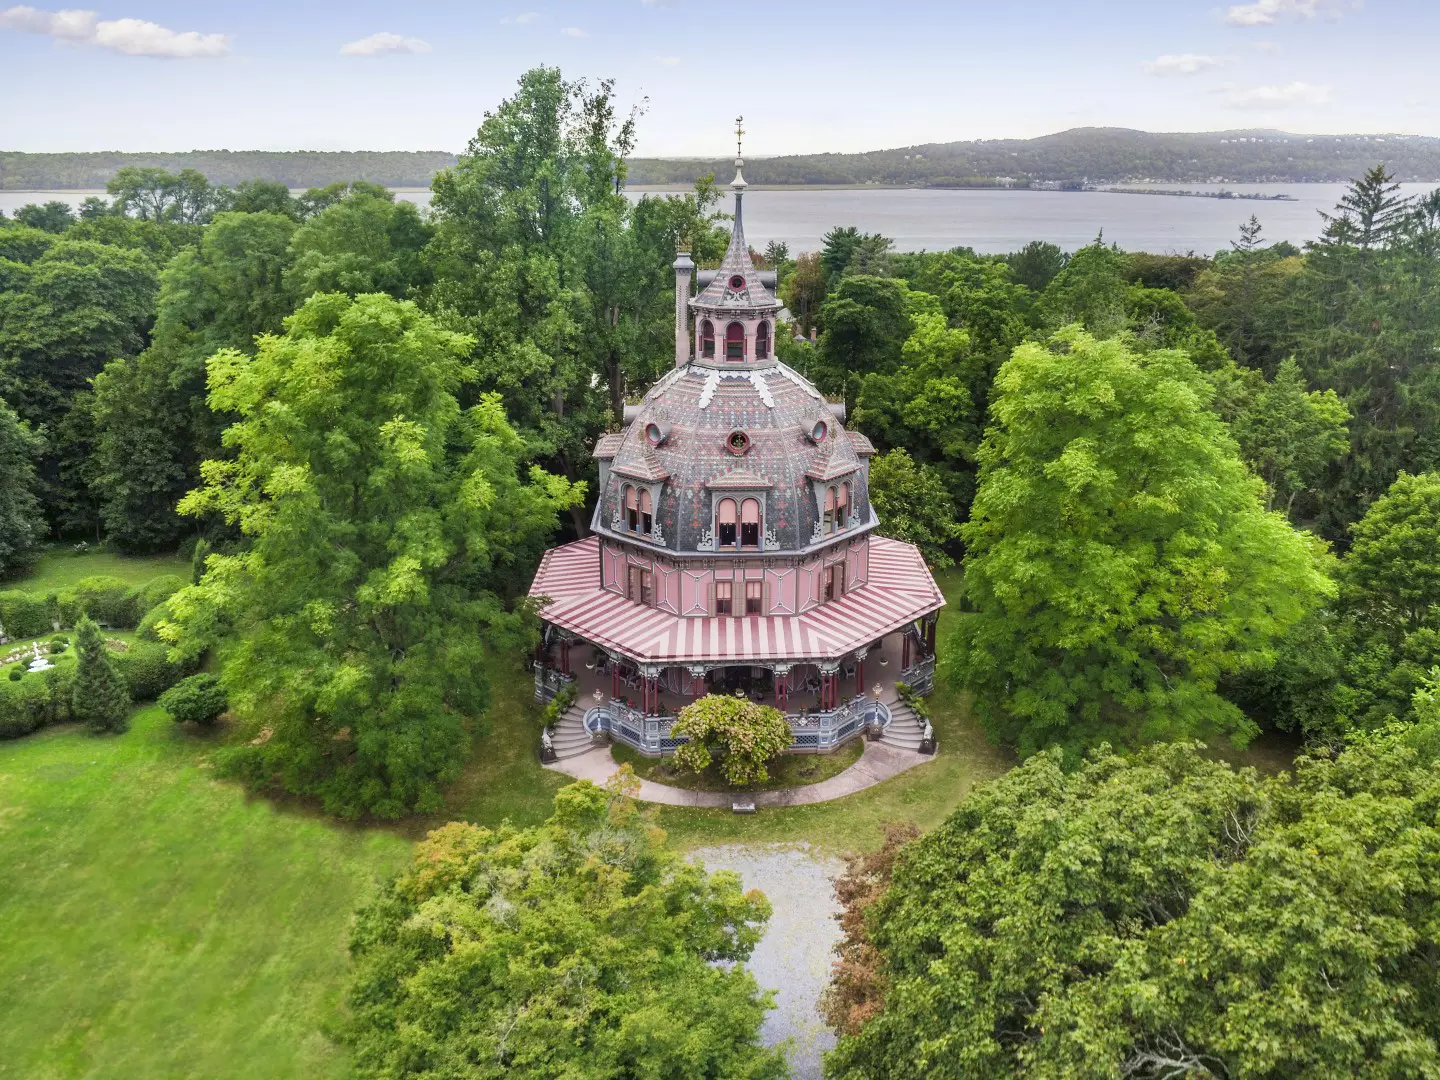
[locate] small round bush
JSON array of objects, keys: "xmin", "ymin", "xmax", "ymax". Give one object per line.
[
  {"xmin": 8, "ymin": 665, "xmax": 23, "ymax": 682},
  {"xmin": 158, "ymin": 673, "xmax": 228, "ymax": 727},
  {"xmin": 48, "ymin": 638, "xmax": 66, "ymax": 654}
]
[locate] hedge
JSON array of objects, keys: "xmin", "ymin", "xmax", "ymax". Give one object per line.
[
  {"xmin": 0, "ymin": 637, "xmax": 192, "ymax": 741},
  {"xmin": 0, "ymin": 573, "xmax": 184, "ymax": 640}
]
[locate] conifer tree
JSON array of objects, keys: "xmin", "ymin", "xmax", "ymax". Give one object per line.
[{"xmin": 72, "ymin": 615, "xmax": 130, "ymax": 733}]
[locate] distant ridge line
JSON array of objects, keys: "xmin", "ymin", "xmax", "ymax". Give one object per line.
[{"xmin": 5, "ymin": 128, "xmax": 1440, "ymax": 191}]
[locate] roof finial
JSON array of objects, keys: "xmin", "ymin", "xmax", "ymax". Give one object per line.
[{"xmin": 734, "ymin": 115, "xmax": 745, "ymax": 157}]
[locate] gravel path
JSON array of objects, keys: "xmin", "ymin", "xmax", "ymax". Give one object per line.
[{"xmin": 690, "ymin": 844, "xmax": 844, "ymax": 1080}]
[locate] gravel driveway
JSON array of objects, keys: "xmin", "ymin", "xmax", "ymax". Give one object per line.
[{"xmin": 690, "ymin": 844, "xmax": 845, "ymax": 1080}]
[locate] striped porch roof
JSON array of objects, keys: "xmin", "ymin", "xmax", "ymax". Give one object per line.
[{"xmin": 528, "ymin": 535, "xmax": 944, "ymax": 666}]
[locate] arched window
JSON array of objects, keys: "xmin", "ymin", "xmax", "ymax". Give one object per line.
[
  {"xmin": 625, "ymin": 485, "xmax": 638, "ymax": 531},
  {"xmin": 823, "ymin": 487, "xmax": 836, "ymax": 533},
  {"xmin": 639, "ymin": 489, "xmax": 652, "ymax": 535},
  {"xmin": 740, "ymin": 498, "xmax": 761, "ymax": 548},
  {"xmin": 836, "ymin": 483, "xmax": 849, "ymax": 529},
  {"xmin": 717, "ymin": 498, "xmax": 738, "ymax": 548},
  {"xmin": 755, "ymin": 321, "xmax": 770, "ymax": 360},
  {"xmin": 725, "ymin": 322, "xmax": 745, "ymax": 362},
  {"xmin": 701, "ymin": 320, "xmax": 715, "ymax": 358}
]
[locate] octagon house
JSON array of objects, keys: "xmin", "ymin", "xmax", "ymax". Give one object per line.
[{"xmin": 529, "ymin": 149, "xmax": 942, "ymax": 759}]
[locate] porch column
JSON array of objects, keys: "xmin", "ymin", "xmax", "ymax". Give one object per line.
[
  {"xmin": 689, "ymin": 666, "xmax": 706, "ymax": 699},
  {"xmin": 902, "ymin": 631, "xmax": 911, "ymax": 669},
  {"xmin": 925, "ymin": 615, "xmax": 937, "ymax": 656},
  {"xmin": 611, "ymin": 660, "xmax": 620, "ymax": 702},
  {"xmin": 559, "ymin": 639, "xmax": 571, "ymax": 676},
  {"xmin": 855, "ymin": 647, "xmax": 868, "ymax": 699},
  {"xmin": 774, "ymin": 665, "xmax": 790, "ymax": 712}
]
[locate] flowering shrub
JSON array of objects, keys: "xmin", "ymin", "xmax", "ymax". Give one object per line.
[{"xmin": 672, "ymin": 694, "xmax": 790, "ymax": 787}]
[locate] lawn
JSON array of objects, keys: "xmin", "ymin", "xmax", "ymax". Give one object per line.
[
  {"xmin": 14, "ymin": 548, "xmax": 192, "ymax": 592},
  {"xmin": 0, "ymin": 707, "xmax": 410, "ymax": 1080}
]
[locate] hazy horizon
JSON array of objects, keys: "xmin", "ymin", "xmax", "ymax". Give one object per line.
[{"xmin": 2, "ymin": 1, "xmax": 1436, "ymax": 155}]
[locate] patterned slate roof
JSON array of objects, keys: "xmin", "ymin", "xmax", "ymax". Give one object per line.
[
  {"xmin": 691, "ymin": 168, "xmax": 778, "ymax": 314},
  {"xmin": 592, "ymin": 432, "xmax": 624, "ymax": 459},
  {"xmin": 847, "ymin": 432, "xmax": 876, "ymax": 456}
]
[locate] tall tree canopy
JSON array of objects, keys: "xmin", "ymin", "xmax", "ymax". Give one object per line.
[
  {"xmin": 953, "ymin": 328, "xmax": 1331, "ymax": 756},
  {"xmin": 344, "ymin": 776, "xmax": 786, "ymax": 1080},
  {"xmin": 826, "ymin": 723, "xmax": 1440, "ymax": 1080},
  {"xmin": 162, "ymin": 292, "xmax": 583, "ymax": 817},
  {"xmin": 0, "ymin": 396, "xmax": 45, "ymax": 578}
]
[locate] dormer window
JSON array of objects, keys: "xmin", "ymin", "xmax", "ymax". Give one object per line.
[
  {"xmin": 836, "ymin": 483, "xmax": 849, "ymax": 529},
  {"xmin": 726, "ymin": 322, "xmax": 745, "ymax": 362},
  {"xmin": 823, "ymin": 487, "xmax": 835, "ymax": 533},
  {"xmin": 718, "ymin": 498, "xmax": 738, "ymax": 548},
  {"xmin": 756, "ymin": 320, "xmax": 770, "ymax": 360},
  {"xmin": 626, "ymin": 485, "xmax": 639, "ymax": 531},
  {"xmin": 640, "ymin": 489, "xmax": 652, "ymax": 534},
  {"xmin": 701, "ymin": 319, "xmax": 715, "ymax": 358},
  {"xmin": 741, "ymin": 498, "xmax": 761, "ymax": 549}
]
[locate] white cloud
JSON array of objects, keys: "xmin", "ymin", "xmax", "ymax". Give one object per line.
[
  {"xmin": 559, "ymin": 25, "xmax": 586, "ymax": 36},
  {"xmin": 0, "ymin": 6, "xmax": 229, "ymax": 56},
  {"xmin": 0, "ymin": 6, "xmax": 95, "ymax": 39},
  {"xmin": 93, "ymin": 18, "xmax": 227, "ymax": 57},
  {"xmin": 1222, "ymin": 0, "xmax": 1352, "ymax": 26},
  {"xmin": 656, "ymin": 55, "xmax": 680, "ymax": 66},
  {"xmin": 500, "ymin": 11, "xmax": 541, "ymax": 24},
  {"xmin": 339, "ymin": 31, "xmax": 430, "ymax": 56},
  {"xmin": 1223, "ymin": 80, "xmax": 1332, "ymax": 107},
  {"xmin": 1143, "ymin": 53, "xmax": 1229, "ymax": 76}
]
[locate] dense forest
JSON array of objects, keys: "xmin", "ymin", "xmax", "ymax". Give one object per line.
[
  {"xmin": 7, "ymin": 128, "xmax": 1440, "ymax": 193},
  {"xmin": 7, "ymin": 64, "xmax": 1440, "ymax": 1078}
]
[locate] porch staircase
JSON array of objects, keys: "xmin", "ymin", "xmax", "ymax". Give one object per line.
[
  {"xmin": 549, "ymin": 704, "xmax": 595, "ymax": 761},
  {"xmin": 880, "ymin": 699, "xmax": 928, "ymax": 752}
]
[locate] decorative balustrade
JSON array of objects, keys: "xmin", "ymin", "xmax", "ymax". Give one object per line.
[
  {"xmin": 584, "ymin": 695, "xmax": 891, "ymax": 757},
  {"xmin": 899, "ymin": 654, "xmax": 936, "ymax": 696},
  {"xmin": 533, "ymin": 663, "xmax": 576, "ymax": 704}
]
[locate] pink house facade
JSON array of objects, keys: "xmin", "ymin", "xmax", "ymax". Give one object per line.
[{"xmin": 529, "ymin": 149, "xmax": 942, "ymax": 756}]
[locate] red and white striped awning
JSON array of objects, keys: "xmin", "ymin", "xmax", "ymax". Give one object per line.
[{"xmin": 528, "ymin": 535, "xmax": 944, "ymax": 666}]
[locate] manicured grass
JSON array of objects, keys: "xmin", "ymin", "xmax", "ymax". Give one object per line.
[
  {"xmin": 611, "ymin": 736, "xmax": 865, "ymax": 791},
  {"xmin": 14, "ymin": 548, "xmax": 191, "ymax": 592},
  {"xmin": 0, "ymin": 707, "xmax": 411, "ymax": 1080}
]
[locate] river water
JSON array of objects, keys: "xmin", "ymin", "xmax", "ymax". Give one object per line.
[{"xmin": 4, "ymin": 182, "xmax": 1434, "ymax": 256}]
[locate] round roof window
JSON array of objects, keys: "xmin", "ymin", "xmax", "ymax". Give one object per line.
[
  {"xmin": 726, "ymin": 429, "xmax": 751, "ymax": 456},
  {"xmin": 645, "ymin": 422, "xmax": 663, "ymax": 446},
  {"xmin": 728, "ymin": 274, "xmax": 746, "ymax": 291},
  {"xmin": 810, "ymin": 420, "xmax": 829, "ymax": 443}
]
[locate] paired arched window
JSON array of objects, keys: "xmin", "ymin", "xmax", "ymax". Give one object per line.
[
  {"xmin": 740, "ymin": 498, "xmax": 761, "ymax": 548},
  {"xmin": 725, "ymin": 322, "xmax": 745, "ymax": 361},
  {"xmin": 717, "ymin": 498, "xmax": 738, "ymax": 548},
  {"xmin": 623, "ymin": 486, "xmax": 654, "ymax": 535},
  {"xmin": 822, "ymin": 483, "xmax": 852, "ymax": 534},
  {"xmin": 701, "ymin": 319, "xmax": 715, "ymax": 358},
  {"xmin": 756, "ymin": 321, "xmax": 770, "ymax": 360}
]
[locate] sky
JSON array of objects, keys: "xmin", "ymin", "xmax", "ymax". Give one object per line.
[{"xmin": 1, "ymin": 0, "xmax": 1435, "ymax": 155}]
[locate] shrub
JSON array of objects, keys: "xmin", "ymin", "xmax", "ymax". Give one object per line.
[
  {"xmin": 8, "ymin": 665, "xmax": 22, "ymax": 682},
  {"xmin": 0, "ymin": 590, "xmax": 49, "ymax": 638},
  {"xmin": 125, "ymin": 574, "xmax": 185, "ymax": 624},
  {"xmin": 61, "ymin": 576, "xmax": 133, "ymax": 627},
  {"xmin": 158, "ymin": 673, "xmax": 227, "ymax": 726},
  {"xmin": 47, "ymin": 637, "xmax": 66, "ymax": 654},
  {"xmin": 671, "ymin": 694, "xmax": 792, "ymax": 787},
  {"xmin": 72, "ymin": 615, "xmax": 130, "ymax": 733},
  {"xmin": 111, "ymin": 638, "xmax": 188, "ymax": 701}
]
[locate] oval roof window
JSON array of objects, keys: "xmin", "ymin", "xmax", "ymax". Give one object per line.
[
  {"xmin": 645, "ymin": 422, "xmax": 663, "ymax": 446},
  {"xmin": 728, "ymin": 274, "xmax": 746, "ymax": 291},
  {"xmin": 726, "ymin": 429, "xmax": 751, "ymax": 456},
  {"xmin": 810, "ymin": 420, "xmax": 829, "ymax": 443}
]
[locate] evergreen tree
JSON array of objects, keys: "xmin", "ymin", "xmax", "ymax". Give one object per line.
[
  {"xmin": 72, "ymin": 614, "xmax": 130, "ymax": 734},
  {"xmin": 0, "ymin": 395, "xmax": 46, "ymax": 579}
]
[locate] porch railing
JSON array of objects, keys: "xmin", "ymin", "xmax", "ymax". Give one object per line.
[
  {"xmin": 584, "ymin": 695, "xmax": 892, "ymax": 758},
  {"xmin": 533, "ymin": 663, "xmax": 576, "ymax": 704},
  {"xmin": 899, "ymin": 655, "xmax": 936, "ymax": 696}
]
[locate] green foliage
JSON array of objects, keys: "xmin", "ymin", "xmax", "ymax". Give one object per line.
[
  {"xmin": 828, "ymin": 731, "xmax": 1440, "ymax": 1079},
  {"xmin": 163, "ymin": 291, "xmax": 584, "ymax": 819},
  {"xmin": 866, "ymin": 449, "xmax": 961, "ymax": 568},
  {"xmin": 0, "ymin": 396, "xmax": 46, "ymax": 579},
  {"xmin": 671, "ymin": 694, "xmax": 792, "ymax": 787},
  {"xmin": 1038, "ymin": 237, "xmax": 1130, "ymax": 335},
  {"xmin": 820, "ymin": 225, "xmax": 894, "ymax": 282},
  {"xmin": 0, "ymin": 589, "xmax": 49, "ymax": 638},
  {"xmin": 0, "ymin": 663, "xmax": 73, "ymax": 738},
  {"xmin": 157, "ymin": 672, "xmax": 227, "ymax": 726},
  {"xmin": 11, "ymin": 201, "xmax": 76, "ymax": 234},
  {"xmin": 343, "ymin": 779, "xmax": 785, "ymax": 1080},
  {"xmin": 1333, "ymin": 472, "xmax": 1440, "ymax": 728},
  {"xmin": 286, "ymin": 194, "xmax": 432, "ymax": 299},
  {"xmin": 60, "ymin": 575, "xmax": 132, "ymax": 626},
  {"xmin": 106, "ymin": 166, "xmax": 224, "ymax": 225},
  {"xmin": 1003, "ymin": 239, "xmax": 1066, "ymax": 292},
  {"xmin": 813, "ymin": 275, "xmax": 913, "ymax": 406},
  {"xmin": 111, "ymin": 638, "xmax": 188, "ymax": 701},
  {"xmin": 71, "ymin": 614, "xmax": 130, "ymax": 733},
  {"xmin": 953, "ymin": 328, "xmax": 1332, "ymax": 757},
  {"xmin": 539, "ymin": 680, "xmax": 576, "ymax": 728}
]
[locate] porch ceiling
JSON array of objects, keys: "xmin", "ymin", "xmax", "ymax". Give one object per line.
[{"xmin": 529, "ymin": 535, "xmax": 943, "ymax": 666}]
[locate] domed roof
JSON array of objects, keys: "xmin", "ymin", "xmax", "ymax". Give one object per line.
[{"xmin": 594, "ymin": 359, "xmax": 873, "ymax": 554}]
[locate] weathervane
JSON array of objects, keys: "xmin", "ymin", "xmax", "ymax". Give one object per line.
[{"xmin": 734, "ymin": 115, "xmax": 745, "ymax": 157}]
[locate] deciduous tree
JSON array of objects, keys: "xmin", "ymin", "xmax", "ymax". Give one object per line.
[
  {"xmin": 0, "ymin": 396, "xmax": 45, "ymax": 578},
  {"xmin": 672, "ymin": 694, "xmax": 791, "ymax": 787},
  {"xmin": 162, "ymin": 292, "xmax": 583, "ymax": 818},
  {"xmin": 953, "ymin": 328, "xmax": 1332, "ymax": 756}
]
